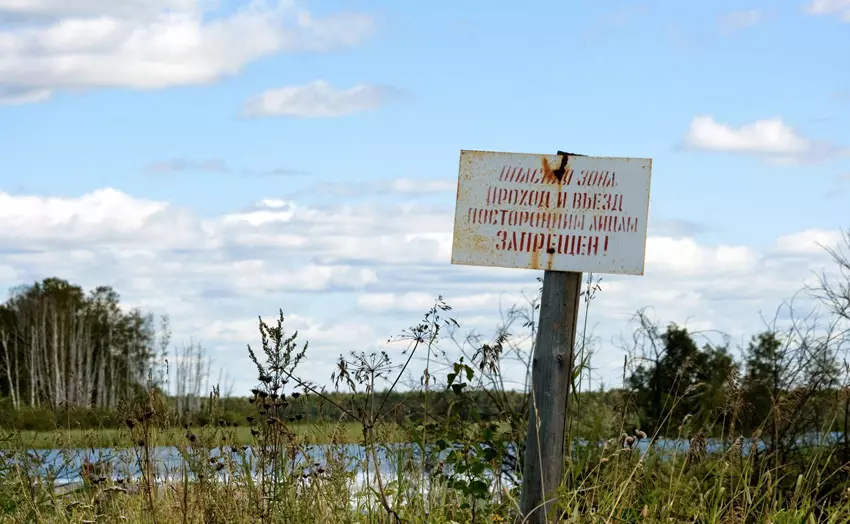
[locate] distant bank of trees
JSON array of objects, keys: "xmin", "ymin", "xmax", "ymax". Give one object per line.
[
  {"xmin": 0, "ymin": 278, "xmax": 168, "ymax": 411},
  {"xmin": 0, "ymin": 277, "xmax": 230, "ymax": 428}
]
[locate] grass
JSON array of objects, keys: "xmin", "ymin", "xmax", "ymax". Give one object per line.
[
  {"xmin": 20, "ymin": 421, "xmax": 404, "ymax": 449},
  {"xmin": 3, "ymin": 299, "xmax": 850, "ymax": 523},
  {"xmin": 4, "ymin": 419, "xmax": 850, "ymax": 523}
]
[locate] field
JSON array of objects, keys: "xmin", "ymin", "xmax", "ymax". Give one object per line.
[
  {"xmin": 17, "ymin": 421, "xmax": 385, "ymax": 449},
  {"xmin": 4, "ymin": 394, "xmax": 850, "ymax": 523}
]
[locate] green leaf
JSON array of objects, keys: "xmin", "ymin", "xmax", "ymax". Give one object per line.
[
  {"xmin": 470, "ymin": 480, "xmax": 489, "ymax": 498},
  {"xmin": 447, "ymin": 372, "xmax": 457, "ymax": 386},
  {"xmin": 469, "ymin": 461, "xmax": 487, "ymax": 475},
  {"xmin": 451, "ymin": 383, "xmax": 466, "ymax": 394}
]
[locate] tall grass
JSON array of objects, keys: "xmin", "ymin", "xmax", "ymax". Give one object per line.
[{"xmin": 1, "ymin": 297, "xmax": 850, "ymax": 523}]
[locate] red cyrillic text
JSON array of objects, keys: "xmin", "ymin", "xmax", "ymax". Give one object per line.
[
  {"xmin": 467, "ymin": 208, "xmax": 586, "ymax": 230},
  {"xmin": 589, "ymin": 215, "xmax": 638, "ymax": 233},
  {"xmin": 497, "ymin": 165, "xmax": 618, "ymax": 187},
  {"xmin": 485, "ymin": 187, "xmax": 551, "ymax": 208},
  {"xmin": 495, "ymin": 231, "xmax": 609, "ymax": 256}
]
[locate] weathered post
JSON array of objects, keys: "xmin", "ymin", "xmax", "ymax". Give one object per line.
[
  {"xmin": 519, "ymin": 269, "xmax": 582, "ymax": 521},
  {"xmin": 450, "ymin": 149, "xmax": 652, "ymax": 523}
]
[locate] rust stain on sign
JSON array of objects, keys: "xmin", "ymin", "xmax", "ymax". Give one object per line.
[
  {"xmin": 540, "ymin": 154, "xmax": 566, "ymax": 270},
  {"xmin": 540, "ymin": 155, "xmax": 567, "ymax": 184},
  {"xmin": 451, "ymin": 149, "xmax": 653, "ymax": 276}
]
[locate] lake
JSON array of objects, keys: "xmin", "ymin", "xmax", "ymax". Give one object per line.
[{"xmin": 8, "ymin": 432, "xmax": 844, "ymax": 491}]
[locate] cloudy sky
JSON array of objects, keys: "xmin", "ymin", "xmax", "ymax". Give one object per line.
[{"xmin": 1, "ymin": 0, "xmax": 848, "ymax": 397}]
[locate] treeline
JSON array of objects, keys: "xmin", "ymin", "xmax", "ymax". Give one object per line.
[
  {"xmin": 0, "ymin": 388, "xmax": 525, "ymax": 431},
  {"xmin": 3, "ymin": 272, "xmax": 850, "ymax": 448},
  {"xmin": 624, "ymin": 312, "xmax": 848, "ymax": 443},
  {"xmin": 0, "ymin": 278, "xmax": 167, "ymax": 411}
]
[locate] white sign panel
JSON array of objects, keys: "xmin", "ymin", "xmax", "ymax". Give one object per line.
[{"xmin": 451, "ymin": 150, "xmax": 652, "ymax": 276}]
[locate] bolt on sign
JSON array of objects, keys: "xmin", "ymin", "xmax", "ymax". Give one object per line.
[{"xmin": 451, "ymin": 150, "xmax": 652, "ymax": 276}]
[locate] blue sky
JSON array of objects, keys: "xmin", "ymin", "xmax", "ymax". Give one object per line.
[{"xmin": 0, "ymin": 0, "xmax": 848, "ymax": 395}]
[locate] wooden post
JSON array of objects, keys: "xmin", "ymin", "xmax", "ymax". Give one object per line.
[{"xmin": 519, "ymin": 269, "xmax": 582, "ymax": 522}]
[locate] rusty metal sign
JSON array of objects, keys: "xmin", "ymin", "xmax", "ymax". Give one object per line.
[{"xmin": 450, "ymin": 150, "xmax": 652, "ymax": 276}]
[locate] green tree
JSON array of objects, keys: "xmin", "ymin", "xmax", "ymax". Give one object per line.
[
  {"xmin": 627, "ymin": 312, "xmax": 739, "ymax": 436},
  {"xmin": 0, "ymin": 278, "xmax": 164, "ymax": 410}
]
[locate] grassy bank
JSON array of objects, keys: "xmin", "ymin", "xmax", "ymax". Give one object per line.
[
  {"xmin": 3, "ymin": 423, "xmax": 850, "ymax": 523},
  {"xmin": 15, "ymin": 421, "xmax": 407, "ymax": 449},
  {"xmin": 3, "ymin": 293, "xmax": 850, "ymax": 522}
]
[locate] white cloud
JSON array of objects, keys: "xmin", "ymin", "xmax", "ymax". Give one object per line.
[
  {"xmin": 222, "ymin": 201, "xmax": 297, "ymax": 226},
  {"xmin": 682, "ymin": 115, "xmax": 845, "ymax": 164},
  {"xmin": 645, "ymin": 237, "xmax": 760, "ymax": 276},
  {"xmin": 805, "ymin": 0, "xmax": 850, "ymax": 22},
  {"xmin": 0, "ymin": 186, "xmax": 845, "ymax": 395},
  {"xmin": 775, "ymin": 229, "xmax": 845, "ymax": 255},
  {"xmin": 209, "ymin": 314, "xmax": 378, "ymax": 348},
  {"xmin": 684, "ymin": 115, "xmax": 810, "ymax": 154},
  {"xmin": 0, "ymin": 86, "xmax": 52, "ymax": 105},
  {"xmin": 0, "ymin": 188, "xmax": 215, "ymax": 250},
  {"xmin": 0, "ymin": 0, "xmax": 198, "ymax": 18},
  {"xmin": 0, "ymin": 1, "xmax": 375, "ymax": 104},
  {"xmin": 242, "ymin": 80, "xmax": 399, "ymax": 118},
  {"xmin": 718, "ymin": 10, "xmax": 763, "ymax": 35},
  {"xmin": 356, "ymin": 291, "xmax": 527, "ymax": 315}
]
